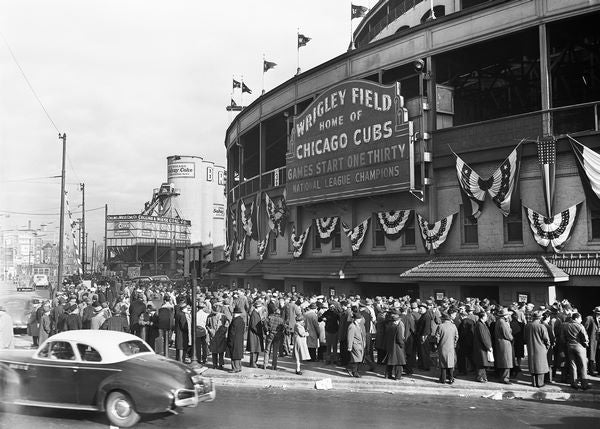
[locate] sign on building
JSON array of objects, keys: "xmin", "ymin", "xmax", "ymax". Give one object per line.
[{"xmin": 286, "ymin": 79, "xmax": 414, "ymax": 205}]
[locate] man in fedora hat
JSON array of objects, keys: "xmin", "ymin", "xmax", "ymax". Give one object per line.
[
  {"xmin": 525, "ymin": 311, "xmax": 551, "ymax": 387},
  {"xmin": 584, "ymin": 306, "xmax": 600, "ymax": 376},
  {"xmin": 384, "ymin": 308, "xmax": 406, "ymax": 380},
  {"xmin": 228, "ymin": 305, "xmax": 246, "ymax": 373},
  {"xmin": 563, "ymin": 312, "xmax": 591, "ymax": 390},
  {"xmin": 494, "ymin": 307, "xmax": 514, "ymax": 384},
  {"xmin": 346, "ymin": 311, "xmax": 366, "ymax": 378}
]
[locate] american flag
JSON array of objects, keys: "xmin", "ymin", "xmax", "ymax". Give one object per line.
[
  {"xmin": 537, "ymin": 136, "xmax": 556, "ymax": 217},
  {"xmin": 537, "ymin": 136, "xmax": 556, "ymax": 165}
]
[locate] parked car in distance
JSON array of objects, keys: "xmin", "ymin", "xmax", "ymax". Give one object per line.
[
  {"xmin": 0, "ymin": 293, "xmax": 44, "ymax": 332},
  {"xmin": 31, "ymin": 274, "xmax": 49, "ymax": 288},
  {"xmin": 0, "ymin": 330, "xmax": 215, "ymax": 427},
  {"xmin": 16, "ymin": 280, "xmax": 34, "ymax": 292}
]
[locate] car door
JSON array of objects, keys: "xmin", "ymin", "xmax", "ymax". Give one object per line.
[
  {"xmin": 74, "ymin": 342, "xmax": 120, "ymax": 406},
  {"xmin": 28, "ymin": 340, "xmax": 79, "ymax": 404}
]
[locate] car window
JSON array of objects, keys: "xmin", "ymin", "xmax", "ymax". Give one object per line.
[
  {"xmin": 39, "ymin": 341, "xmax": 76, "ymax": 361},
  {"xmin": 119, "ymin": 340, "xmax": 151, "ymax": 356},
  {"xmin": 77, "ymin": 343, "xmax": 102, "ymax": 362}
]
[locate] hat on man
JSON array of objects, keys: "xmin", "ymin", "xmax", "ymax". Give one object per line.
[
  {"xmin": 365, "ymin": 298, "xmax": 373, "ymax": 305},
  {"xmin": 309, "ymin": 302, "xmax": 317, "ymax": 310},
  {"xmin": 351, "ymin": 311, "xmax": 364, "ymax": 320},
  {"xmin": 92, "ymin": 301, "xmax": 102, "ymax": 312},
  {"xmin": 388, "ymin": 308, "xmax": 400, "ymax": 317},
  {"xmin": 532, "ymin": 310, "xmax": 544, "ymax": 319},
  {"xmin": 593, "ymin": 306, "xmax": 600, "ymax": 314},
  {"xmin": 418, "ymin": 303, "xmax": 427, "ymax": 309},
  {"xmin": 496, "ymin": 307, "xmax": 510, "ymax": 317},
  {"xmin": 295, "ymin": 314, "xmax": 304, "ymax": 322},
  {"xmin": 233, "ymin": 305, "xmax": 244, "ymax": 314},
  {"xmin": 147, "ymin": 303, "xmax": 156, "ymax": 311}
]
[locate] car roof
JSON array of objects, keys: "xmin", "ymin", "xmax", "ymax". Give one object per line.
[{"xmin": 45, "ymin": 330, "xmax": 153, "ymax": 363}]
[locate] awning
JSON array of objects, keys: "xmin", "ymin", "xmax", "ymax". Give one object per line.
[
  {"xmin": 216, "ymin": 259, "xmax": 261, "ymax": 277},
  {"xmin": 398, "ymin": 254, "xmax": 569, "ymax": 283},
  {"xmin": 547, "ymin": 253, "xmax": 600, "ymax": 276},
  {"xmin": 248, "ymin": 257, "xmax": 354, "ymax": 280}
]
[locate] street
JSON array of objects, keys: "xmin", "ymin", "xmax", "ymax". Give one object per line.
[{"xmin": 0, "ymin": 386, "xmax": 599, "ymax": 429}]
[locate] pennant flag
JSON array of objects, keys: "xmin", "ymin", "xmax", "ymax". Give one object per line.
[
  {"xmin": 417, "ymin": 213, "xmax": 455, "ymax": 252},
  {"xmin": 242, "ymin": 82, "xmax": 252, "ymax": 94},
  {"xmin": 240, "ymin": 200, "xmax": 254, "ymax": 237},
  {"xmin": 291, "ymin": 224, "xmax": 311, "ymax": 258},
  {"xmin": 236, "ymin": 235, "xmax": 247, "ymax": 260},
  {"xmin": 377, "ymin": 210, "xmax": 411, "ymax": 236},
  {"xmin": 232, "ymin": 79, "xmax": 241, "ymax": 89},
  {"xmin": 568, "ymin": 135, "xmax": 600, "ymax": 211},
  {"xmin": 257, "ymin": 231, "xmax": 270, "ymax": 260},
  {"xmin": 315, "ymin": 217, "xmax": 339, "ymax": 240},
  {"xmin": 351, "ymin": 4, "xmax": 368, "ymax": 19},
  {"xmin": 525, "ymin": 203, "xmax": 581, "ymax": 253},
  {"xmin": 265, "ymin": 192, "xmax": 287, "ymax": 236},
  {"xmin": 341, "ymin": 218, "xmax": 370, "ymax": 253},
  {"xmin": 264, "ymin": 60, "xmax": 277, "ymax": 72},
  {"xmin": 230, "ymin": 98, "xmax": 238, "ymax": 107},
  {"xmin": 298, "ymin": 33, "xmax": 311, "ymax": 48},
  {"xmin": 537, "ymin": 136, "xmax": 556, "ymax": 217},
  {"xmin": 454, "ymin": 143, "xmax": 521, "ymax": 220}
]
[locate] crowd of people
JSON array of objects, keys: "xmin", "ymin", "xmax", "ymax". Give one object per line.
[{"xmin": 4, "ymin": 277, "xmax": 599, "ymax": 391}]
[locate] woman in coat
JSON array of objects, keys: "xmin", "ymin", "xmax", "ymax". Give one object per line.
[
  {"xmin": 346, "ymin": 311, "xmax": 366, "ymax": 378},
  {"xmin": 293, "ymin": 315, "xmax": 310, "ymax": 375},
  {"xmin": 494, "ymin": 307, "xmax": 514, "ymax": 384},
  {"xmin": 207, "ymin": 303, "xmax": 228, "ymax": 369},
  {"xmin": 435, "ymin": 311, "xmax": 459, "ymax": 384},
  {"xmin": 473, "ymin": 311, "xmax": 493, "ymax": 382},
  {"xmin": 27, "ymin": 303, "xmax": 41, "ymax": 347},
  {"xmin": 38, "ymin": 302, "xmax": 52, "ymax": 345},
  {"xmin": 383, "ymin": 309, "xmax": 406, "ymax": 380},
  {"xmin": 227, "ymin": 306, "xmax": 246, "ymax": 373},
  {"xmin": 525, "ymin": 311, "xmax": 551, "ymax": 387}
]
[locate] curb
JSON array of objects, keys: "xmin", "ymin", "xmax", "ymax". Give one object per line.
[{"xmin": 209, "ymin": 374, "xmax": 600, "ymax": 402}]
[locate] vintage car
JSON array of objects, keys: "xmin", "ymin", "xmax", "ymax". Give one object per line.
[
  {"xmin": 0, "ymin": 293, "xmax": 44, "ymax": 331},
  {"xmin": 0, "ymin": 330, "xmax": 215, "ymax": 427}
]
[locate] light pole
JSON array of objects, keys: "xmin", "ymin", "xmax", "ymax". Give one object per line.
[{"xmin": 57, "ymin": 133, "xmax": 67, "ymax": 299}]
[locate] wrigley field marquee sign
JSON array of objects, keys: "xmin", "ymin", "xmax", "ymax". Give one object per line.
[{"xmin": 286, "ymin": 79, "xmax": 414, "ymax": 205}]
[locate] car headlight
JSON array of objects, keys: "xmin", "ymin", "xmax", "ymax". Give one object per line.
[{"xmin": 191, "ymin": 375, "xmax": 203, "ymax": 384}]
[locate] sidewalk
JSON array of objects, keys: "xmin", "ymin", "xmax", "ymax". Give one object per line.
[{"xmin": 197, "ymin": 353, "xmax": 600, "ymax": 402}]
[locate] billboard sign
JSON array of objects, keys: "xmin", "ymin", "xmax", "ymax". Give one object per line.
[
  {"xmin": 106, "ymin": 214, "xmax": 191, "ymax": 242},
  {"xmin": 167, "ymin": 162, "xmax": 195, "ymax": 179},
  {"xmin": 286, "ymin": 79, "xmax": 414, "ymax": 205}
]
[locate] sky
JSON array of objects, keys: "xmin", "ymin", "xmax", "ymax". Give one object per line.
[{"xmin": 0, "ymin": 0, "xmax": 375, "ymax": 244}]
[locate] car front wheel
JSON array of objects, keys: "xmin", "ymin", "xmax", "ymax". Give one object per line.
[{"xmin": 105, "ymin": 391, "xmax": 141, "ymax": 428}]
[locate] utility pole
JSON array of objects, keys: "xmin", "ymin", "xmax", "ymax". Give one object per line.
[
  {"xmin": 91, "ymin": 240, "xmax": 96, "ymax": 273},
  {"xmin": 80, "ymin": 183, "xmax": 85, "ymax": 277},
  {"xmin": 57, "ymin": 133, "xmax": 67, "ymax": 299},
  {"xmin": 104, "ymin": 204, "xmax": 108, "ymax": 270}
]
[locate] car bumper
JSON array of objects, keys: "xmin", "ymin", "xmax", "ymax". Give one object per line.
[{"xmin": 173, "ymin": 379, "xmax": 215, "ymax": 408}]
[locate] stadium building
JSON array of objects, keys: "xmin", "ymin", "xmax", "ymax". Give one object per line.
[{"xmin": 219, "ymin": 0, "xmax": 600, "ymax": 314}]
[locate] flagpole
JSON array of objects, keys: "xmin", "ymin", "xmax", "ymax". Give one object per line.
[
  {"xmin": 350, "ymin": 2, "xmax": 354, "ymax": 50},
  {"xmin": 241, "ymin": 75, "xmax": 244, "ymax": 107},
  {"xmin": 297, "ymin": 29, "xmax": 300, "ymax": 75},
  {"xmin": 262, "ymin": 54, "xmax": 265, "ymax": 95}
]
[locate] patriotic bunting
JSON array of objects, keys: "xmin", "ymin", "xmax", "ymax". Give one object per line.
[
  {"xmin": 538, "ymin": 136, "xmax": 556, "ymax": 217},
  {"xmin": 265, "ymin": 192, "xmax": 287, "ymax": 236},
  {"xmin": 454, "ymin": 143, "xmax": 521, "ymax": 220},
  {"xmin": 341, "ymin": 218, "xmax": 370, "ymax": 253},
  {"xmin": 568, "ymin": 135, "xmax": 600, "ymax": 211},
  {"xmin": 417, "ymin": 213, "xmax": 455, "ymax": 252},
  {"xmin": 65, "ymin": 191, "xmax": 83, "ymax": 275},
  {"xmin": 525, "ymin": 204, "xmax": 581, "ymax": 253},
  {"xmin": 291, "ymin": 224, "xmax": 311, "ymax": 258},
  {"xmin": 257, "ymin": 231, "xmax": 270, "ymax": 260},
  {"xmin": 236, "ymin": 235, "xmax": 247, "ymax": 260},
  {"xmin": 377, "ymin": 210, "xmax": 411, "ymax": 236},
  {"xmin": 224, "ymin": 242, "xmax": 233, "ymax": 262},
  {"xmin": 315, "ymin": 217, "xmax": 339, "ymax": 240},
  {"xmin": 240, "ymin": 200, "xmax": 254, "ymax": 237}
]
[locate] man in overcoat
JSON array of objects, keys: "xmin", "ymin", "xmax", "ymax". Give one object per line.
[
  {"xmin": 346, "ymin": 311, "xmax": 366, "ymax": 377},
  {"xmin": 584, "ymin": 306, "xmax": 600, "ymax": 376},
  {"xmin": 304, "ymin": 303, "xmax": 320, "ymax": 361},
  {"xmin": 435, "ymin": 310, "xmax": 459, "ymax": 384},
  {"xmin": 473, "ymin": 311, "xmax": 493, "ymax": 382},
  {"xmin": 246, "ymin": 299, "xmax": 265, "ymax": 368},
  {"xmin": 525, "ymin": 310, "xmax": 551, "ymax": 387},
  {"xmin": 384, "ymin": 309, "xmax": 406, "ymax": 380},
  {"xmin": 399, "ymin": 305, "xmax": 415, "ymax": 374},
  {"xmin": 494, "ymin": 307, "xmax": 514, "ymax": 384},
  {"xmin": 174, "ymin": 298, "xmax": 189, "ymax": 362},
  {"xmin": 457, "ymin": 306, "xmax": 476, "ymax": 375},
  {"xmin": 228, "ymin": 306, "xmax": 246, "ymax": 373}
]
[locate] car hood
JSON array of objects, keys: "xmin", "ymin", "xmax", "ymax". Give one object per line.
[{"xmin": 124, "ymin": 354, "xmax": 195, "ymax": 386}]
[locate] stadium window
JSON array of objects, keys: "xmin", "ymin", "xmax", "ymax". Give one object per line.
[
  {"xmin": 504, "ymin": 211, "xmax": 523, "ymax": 243},
  {"xmin": 590, "ymin": 209, "xmax": 600, "ymax": 240},
  {"xmin": 461, "ymin": 205, "xmax": 478, "ymax": 244},
  {"xmin": 332, "ymin": 221, "xmax": 342, "ymax": 249},
  {"xmin": 403, "ymin": 218, "xmax": 416, "ymax": 246},
  {"xmin": 269, "ymin": 231, "xmax": 277, "ymax": 253},
  {"xmin": 373, "ymin": 214, "xmax": 385, "ymax": 248},
  {"xmin": 313, "ymin": 222, "xmax": 321, "ymax": 251}
]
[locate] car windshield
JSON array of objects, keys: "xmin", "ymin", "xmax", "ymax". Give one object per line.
[{"xmin": 119, "ymin": 340, "xmax": 151, "ymax": 356}]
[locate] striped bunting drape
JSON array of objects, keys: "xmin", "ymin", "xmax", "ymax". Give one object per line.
[
  {"xmin": 291, "ymin": 224, "xmax": 311, "ymax": 258},
  {"xmin": 417, "ymin": 213, "xmax": 455, "ymax": 252},
  {"xmin": 341, "ymin": 218, "xmax": 370, "ymax": 253},
  {"xmin": 224, "ymin": 241, "xmax": 233, "ymax": 262},
  {"xmin": 235, "ymin": 235, "xmax": 247, "ymax": 260},
  {"xmin": 315, "ymin": 217, "xmax": 339, "ymax": 240},
  {"xmin": 265, "ymin": 192, "xmax": 287, "ymax": 237},
  {"xmin": 454, "ymin": 143, "xmax": 521, "ymax": 220},
  {"xmin": 257, "ymin": 231, "xmax": 270, "ymax": 260},
  {"xmin": 568, "ymin": 135, "xmax": 600, "ymax": 211},
  {"xmin": 525, "ymin": 204, "xmax": 581, "ymax": 253},
  {"xmin": 240, "ymin": 200, "xmax": 254, "ymax": 237},
  {"xmin": 377, "ymin": 210, "xmax": 410, "ymax": 235}
]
